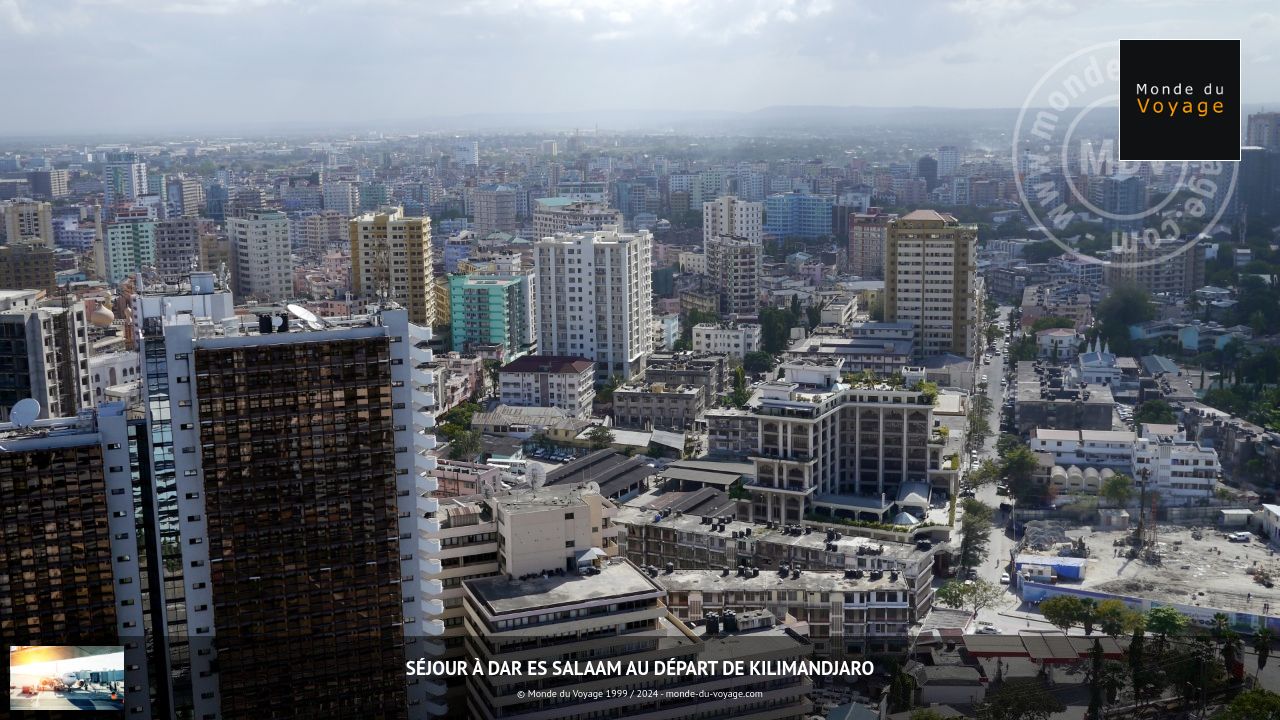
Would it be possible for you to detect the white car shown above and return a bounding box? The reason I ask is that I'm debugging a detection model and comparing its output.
[1000,572,1011,584]
[981,375,989,383]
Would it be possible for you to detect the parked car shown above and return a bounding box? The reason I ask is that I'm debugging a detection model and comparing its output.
[1000,572,1011,584]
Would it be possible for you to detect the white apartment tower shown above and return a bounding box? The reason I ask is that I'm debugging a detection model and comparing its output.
[535,227,653,382]
[702,195,763,247]
[323,181,360,217]
[227,209,292,302]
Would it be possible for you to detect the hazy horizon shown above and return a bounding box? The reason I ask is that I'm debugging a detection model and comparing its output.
[2,0,1280,136]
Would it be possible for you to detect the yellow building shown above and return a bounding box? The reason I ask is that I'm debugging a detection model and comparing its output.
[885,209,980,358]
[349,207,435,326]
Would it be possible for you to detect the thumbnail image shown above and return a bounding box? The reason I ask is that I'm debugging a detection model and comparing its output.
[9,646,125,712]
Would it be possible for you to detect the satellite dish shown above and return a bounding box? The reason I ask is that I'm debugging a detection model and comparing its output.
[583,481,600,495]
[10,398,40,429]
[287,303,327,330]
[271,314,285,329]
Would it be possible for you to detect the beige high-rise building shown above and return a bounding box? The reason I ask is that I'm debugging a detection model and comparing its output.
[153,216,201,283]
[2,199,53,247]
[0,244,57,292]
[535,227,652,382]
[702,195,763,247]
[471,184,518,236]
[299,209,346,256]
[350,206,435,326]
[885,209,980,358]
[227,209,292,302]
[705,234,762,318]
[1103,237,1205,299]
[849,208,895,279]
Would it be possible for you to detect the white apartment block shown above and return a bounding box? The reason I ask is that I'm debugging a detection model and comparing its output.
[498,355,595,418]
[1030,429,1136,470]
[535,227,653,382]
[678,250,706,274]
[702,195,763,247]
[323,181,359,217]
[1133,423,1221,500]
[227,209,292,302]
[691,322,761,360]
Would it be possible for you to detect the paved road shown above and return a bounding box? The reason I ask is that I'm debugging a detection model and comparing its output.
[9,687,125,711]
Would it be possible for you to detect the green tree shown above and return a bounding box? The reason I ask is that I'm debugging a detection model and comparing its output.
[1030,316,1075,332]
[996,433,1023,456]
[743,351,774,374]
[448,430,482,460]
[976,678,1066,720]
[868,295,885,322]
[909,711,947,720]
[1218,688,1280,720]
[958,498,993,570]
[1254,627,1274,678]
[1146,606,1190,648]
[586,425,615,450]
[1133,399,1177,426]
[936,579,1004,616]
[1100,473,1135,508]
[596,375,622,404]
[1040,595,1085,633]
[968,458,1002,488]
[1002,445,1044,505]
[1086,639,1104,720]
[1094,599,1142,638]
[729,366,751,408]
[1096,282,1155,354]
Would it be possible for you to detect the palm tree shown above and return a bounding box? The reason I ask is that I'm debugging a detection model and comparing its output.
[1254,627,1275,680]
[1222,630,1244,683]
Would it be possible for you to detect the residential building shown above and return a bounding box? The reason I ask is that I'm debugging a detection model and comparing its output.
[0,403,153,718]
[165,174,205,218]
[88,349,140,407]
[498,354,595,418]
[297,209,347,256]
[705,235,762,318]
[1104,237,1206,298]
[1036,327,1081,359]
[645,351,729,398]
[0,243,57,292]
[1247,111,1280,150]
[849,208,895,279]
[764,191,834,238]
[614,382,706,431]
[102,152,148,218]
[471,184,518,236]
[531,198,623,238]
[0,297,91,420]
[323,180,360,217]
[535,227,653,382]
[350,206,436,325]
[228,209,291,301]
[26,168,69,199]
[153,216,201,283]
[1020,283,1094,331]
[703,195,763,246]
[691,322,761,359]
[447,274,534,361]
[1133,423,1221,500]
[1030,429,1136,471]
[884,210,980,358]
[1091,174,1145,232]
[1,198,53,246]
[131,279,443,718]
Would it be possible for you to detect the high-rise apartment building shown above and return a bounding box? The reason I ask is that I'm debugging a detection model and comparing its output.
[129,277,444,718]
[702,195,764,246]
[0,403,152,718]
[885,209,980,358]
[1091,174,1146,232]
[705,235,762,318]
[849,208,895,280]
[937,146,959,178]
[764,192,834,239]
[0,243,57,292]
[1103,237,1205,298]
[0,294,91,420]
[104,220,157,285]
[323,180,360,217]
[26,168,70,199]
[531,198,623,238]
[165,174,205,218]
[228,209,292,301]
[154,216,201,283]
[447,273,534,361]
[535,227,653,382]
[497,355,595,417]
[103,152,148,219]
[1247,111,1280,150]
[350,206,436,326]
[298,209,347,256]
[471,184,518,236]
[1,198,53,246]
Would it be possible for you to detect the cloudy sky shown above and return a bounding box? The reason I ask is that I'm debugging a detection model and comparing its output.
[1,0,1278,135]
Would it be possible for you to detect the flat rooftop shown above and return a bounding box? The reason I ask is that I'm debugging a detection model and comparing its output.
[1047,526,1280,616]
[658,569,907,594]
[466,560,663,616]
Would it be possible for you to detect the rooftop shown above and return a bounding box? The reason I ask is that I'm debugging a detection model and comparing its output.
[465,559,664,616]
[657,568,907,594]
[499,355,593,375]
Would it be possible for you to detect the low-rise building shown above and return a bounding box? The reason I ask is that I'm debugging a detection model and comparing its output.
[614,383,706,431]
[1133,422,1221,500]
[1035,327,1081,360]
[498,355,595,418]
[645,351,729,398]
[691,322,761,359]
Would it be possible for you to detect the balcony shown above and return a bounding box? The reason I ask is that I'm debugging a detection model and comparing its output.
[420,577,443,595]
[408,324,432,344]
[412,389,436,408]
[412,366,436,386]
[411,347,434,365]
[420,475,439,492]
[422,538,442,554]
[418,456,438,472]
[415,431,437,451]
[424,619,446,636]
[416,412,435,429]
[418,495,439,514]
[418,640,445,657]
[423,598,445,616]
[418,678,447,697]
[422,558,443,575]
[423,699,448,716]
[421,517,441,534]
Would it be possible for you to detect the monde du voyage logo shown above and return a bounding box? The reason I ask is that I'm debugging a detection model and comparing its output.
[1120,39,1241,161]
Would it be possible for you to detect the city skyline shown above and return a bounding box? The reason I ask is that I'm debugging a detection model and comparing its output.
[3,0,1280,135]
